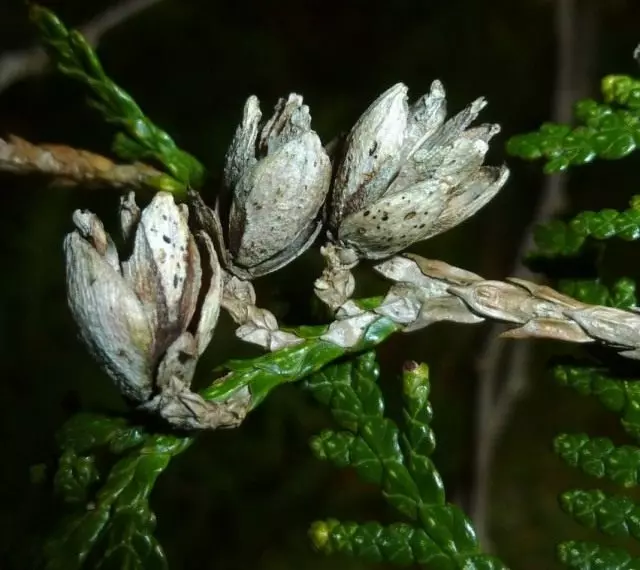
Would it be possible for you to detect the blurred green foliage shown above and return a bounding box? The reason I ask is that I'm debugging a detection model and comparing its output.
[31,5,204,191]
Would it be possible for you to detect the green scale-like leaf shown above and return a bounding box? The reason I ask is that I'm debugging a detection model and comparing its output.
[603,75,640,110]
[309,519,456,569]
[53,414,146,504]
[401,362,442,505]
[309,517,505,569]
[507,101,640,172]
[506,61,640,570]
[307,354,507,569]
[559,278,637,309]
[46,307,400,568]
[554,365,640,440]
[558,540,640,570]
[554,433,640,488]
[306,353,424,518]
[507,74,640,173]
[530,198,640,257]
[311,430,382,483]
[560,489,640,540]
[205,311,400,407]
[46,419,191,570]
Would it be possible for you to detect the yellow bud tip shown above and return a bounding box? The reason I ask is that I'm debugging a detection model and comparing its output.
[601,75,631,102]
[150,175,187,196]
[308,521,330,550]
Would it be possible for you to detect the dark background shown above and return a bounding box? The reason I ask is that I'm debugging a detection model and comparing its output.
[2,0,640,568]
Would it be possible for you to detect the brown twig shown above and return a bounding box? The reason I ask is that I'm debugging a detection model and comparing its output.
[0,0,164,95]
[373,254,640,360]
[0,134,166,190]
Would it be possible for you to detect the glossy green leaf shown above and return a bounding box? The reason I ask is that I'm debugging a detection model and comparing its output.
[571,208,640,241]
[309,520,506,570]
[46,430,190,570]
[306,354,423,518]
[57,413,146,455]
[401,362,443,505]
[610,278,639,309]
[306,354,502,567]
[554,433,640,487]
[560,489,640,539]
[310,430,383,483]
[310,519,449,567]
[53,414,146,505]
[531,220,586,258]
[602,75,640,110]
[205,339,345,407]
[305,353,384,429]
[559,278,637,309]
[45,308,400,568]
[54,449,100,504]
[401,362,434,453]
[93,505,166,570]
[205,314,399,408]
[531,198,640,257]
[558,540,640,569]
[507,100,640,173]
